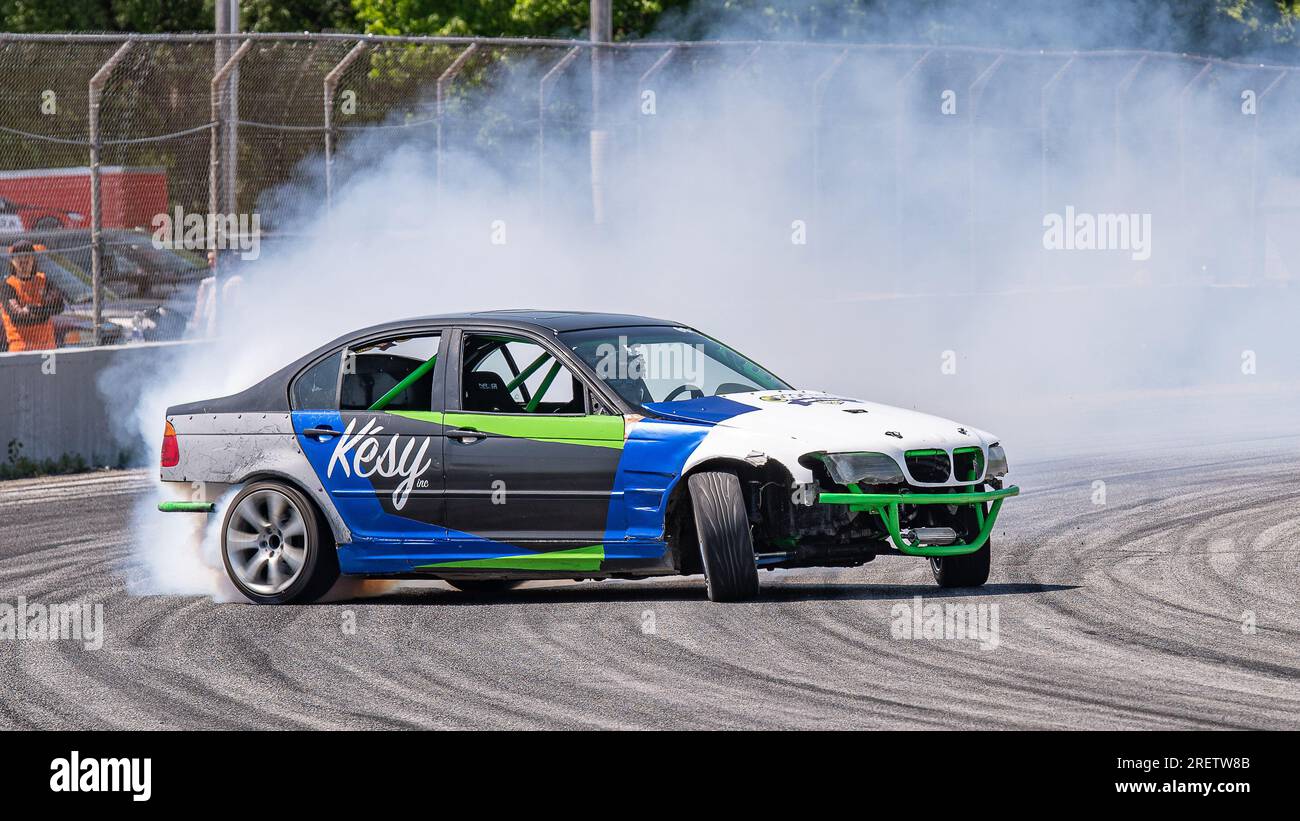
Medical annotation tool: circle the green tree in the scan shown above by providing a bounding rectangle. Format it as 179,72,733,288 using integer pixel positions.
352,0,683,40
0,0,359,33
1217,0,1299,50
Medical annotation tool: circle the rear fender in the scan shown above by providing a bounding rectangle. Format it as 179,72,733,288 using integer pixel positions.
160,411,352,544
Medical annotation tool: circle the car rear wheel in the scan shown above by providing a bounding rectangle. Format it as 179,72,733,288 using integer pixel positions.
688,471,760,602
444,579,522,593
929,538,991,588
222,481,338,604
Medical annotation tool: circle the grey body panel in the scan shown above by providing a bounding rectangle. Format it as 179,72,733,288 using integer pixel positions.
161,411,352,544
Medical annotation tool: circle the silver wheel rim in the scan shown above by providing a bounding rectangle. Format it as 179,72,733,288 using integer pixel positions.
225,489,309,596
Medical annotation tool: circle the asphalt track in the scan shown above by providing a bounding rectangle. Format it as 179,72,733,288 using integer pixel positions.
2,436,1298,729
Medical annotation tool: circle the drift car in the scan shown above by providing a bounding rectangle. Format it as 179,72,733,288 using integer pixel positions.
158,311,1018,604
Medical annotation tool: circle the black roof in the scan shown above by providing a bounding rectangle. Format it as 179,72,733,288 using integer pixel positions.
166,310,682,416
407,309,681,333
328,310,684,345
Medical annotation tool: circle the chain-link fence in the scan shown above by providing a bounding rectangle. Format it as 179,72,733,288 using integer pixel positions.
1,33,1299,352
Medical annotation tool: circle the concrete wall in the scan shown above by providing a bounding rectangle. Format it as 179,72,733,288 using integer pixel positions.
0,341,203,467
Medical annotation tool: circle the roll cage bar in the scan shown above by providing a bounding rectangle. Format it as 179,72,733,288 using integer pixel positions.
288,320,636,417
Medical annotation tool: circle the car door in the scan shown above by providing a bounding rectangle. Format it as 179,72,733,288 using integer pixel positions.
441,328,624,547
291,330,449,557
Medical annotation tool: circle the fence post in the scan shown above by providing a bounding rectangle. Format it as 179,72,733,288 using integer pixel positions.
1113,56,1147,181
1177,62,1212,286
87,40,133,347
209,38,252,336
1040,56,1074,219
590,0,613,225
1250,70,1288,284
436,43,479,200
894,49,932,293
967,54,1004,284
636,47,676,218
223,6,242,218
812,49,850,216
538,46,582,209
324,40,369,211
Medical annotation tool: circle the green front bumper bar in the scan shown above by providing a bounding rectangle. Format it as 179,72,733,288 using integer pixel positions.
817,485,1020,557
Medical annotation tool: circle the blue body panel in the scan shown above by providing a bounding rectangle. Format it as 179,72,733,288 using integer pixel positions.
602,418,712,557
293,398,757,575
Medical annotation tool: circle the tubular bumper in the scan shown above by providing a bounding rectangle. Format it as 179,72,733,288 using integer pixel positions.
817,486,1020,557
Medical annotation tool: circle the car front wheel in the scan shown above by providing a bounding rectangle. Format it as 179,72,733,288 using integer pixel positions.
929,538,991,588
688,471,760,602
222,480,339,604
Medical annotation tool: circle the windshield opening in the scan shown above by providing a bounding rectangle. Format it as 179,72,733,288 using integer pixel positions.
560,325,791,407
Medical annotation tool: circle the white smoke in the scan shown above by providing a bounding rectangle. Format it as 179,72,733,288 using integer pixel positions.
111,6,1300,597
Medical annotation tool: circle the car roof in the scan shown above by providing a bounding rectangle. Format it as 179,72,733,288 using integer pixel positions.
354,309,684,336
167,310,683,416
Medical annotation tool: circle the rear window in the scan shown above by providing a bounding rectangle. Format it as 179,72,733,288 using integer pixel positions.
291,351,342,410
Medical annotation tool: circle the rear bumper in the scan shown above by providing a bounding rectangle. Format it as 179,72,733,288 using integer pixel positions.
816,486,1020,557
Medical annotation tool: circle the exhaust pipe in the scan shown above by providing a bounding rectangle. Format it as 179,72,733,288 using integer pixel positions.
902,527,959,546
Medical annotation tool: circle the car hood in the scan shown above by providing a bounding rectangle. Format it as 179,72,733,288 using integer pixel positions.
643,389,997,453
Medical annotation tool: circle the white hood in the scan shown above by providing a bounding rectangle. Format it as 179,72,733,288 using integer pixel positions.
660,390,999,487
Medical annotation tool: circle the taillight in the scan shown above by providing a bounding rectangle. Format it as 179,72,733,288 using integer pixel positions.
160,420,180,468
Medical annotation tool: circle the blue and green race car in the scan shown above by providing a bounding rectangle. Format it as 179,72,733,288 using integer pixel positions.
159,311,1018,603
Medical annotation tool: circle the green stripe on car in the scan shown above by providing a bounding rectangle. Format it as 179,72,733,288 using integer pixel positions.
390,410,624,449
418,544,605,571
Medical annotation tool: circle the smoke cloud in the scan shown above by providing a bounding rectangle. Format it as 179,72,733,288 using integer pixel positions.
115,3,1300,596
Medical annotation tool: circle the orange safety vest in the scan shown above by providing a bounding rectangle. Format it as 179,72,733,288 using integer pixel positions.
2,271,57,352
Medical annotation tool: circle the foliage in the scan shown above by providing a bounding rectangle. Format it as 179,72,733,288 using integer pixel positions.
0,1,358,33
352,0,682,40
1,439,92,480
1,1,1297,61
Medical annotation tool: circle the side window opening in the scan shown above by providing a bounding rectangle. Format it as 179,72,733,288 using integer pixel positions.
461,334,584,414
340,334,441,412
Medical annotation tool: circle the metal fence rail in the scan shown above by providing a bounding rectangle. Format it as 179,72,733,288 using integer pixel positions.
0,33,1298,349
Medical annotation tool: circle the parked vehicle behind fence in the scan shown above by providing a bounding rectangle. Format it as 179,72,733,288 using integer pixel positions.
0,243,194,350
0,166,167,231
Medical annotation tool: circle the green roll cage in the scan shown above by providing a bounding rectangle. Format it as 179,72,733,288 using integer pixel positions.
366,335,567,414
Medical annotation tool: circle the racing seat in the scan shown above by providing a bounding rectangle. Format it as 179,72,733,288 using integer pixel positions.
462,370,521,413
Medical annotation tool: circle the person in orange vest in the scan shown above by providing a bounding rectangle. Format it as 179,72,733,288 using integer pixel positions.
1,240,64,352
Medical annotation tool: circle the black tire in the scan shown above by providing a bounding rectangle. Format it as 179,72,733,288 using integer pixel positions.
221,480,339,604
929,538,991,588
687,471,759,602
444,579,522,593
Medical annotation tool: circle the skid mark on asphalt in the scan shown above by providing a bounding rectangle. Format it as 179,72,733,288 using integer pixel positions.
2,449,1300,729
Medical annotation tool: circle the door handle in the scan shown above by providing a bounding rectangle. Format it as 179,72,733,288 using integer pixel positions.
447,427,488,443
302,426,342,440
